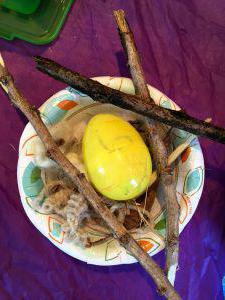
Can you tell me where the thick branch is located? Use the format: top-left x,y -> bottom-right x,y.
0,55 -> 180,299
114,9 -> 179,284
35,56 -> 225,144
145,123 -> 179,284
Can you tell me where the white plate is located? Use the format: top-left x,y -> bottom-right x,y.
17,77 -> 204,266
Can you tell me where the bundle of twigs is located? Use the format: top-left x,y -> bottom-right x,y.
2,8 -> 224,300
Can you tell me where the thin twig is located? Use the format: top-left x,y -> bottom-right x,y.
142,188 -> 149,227
144,121 -> 180,285
84,222 -> 111,235
87,235 -> 113,247
0,54 -> 180,299
114,9 -> 179,284
128,204 -> 152,221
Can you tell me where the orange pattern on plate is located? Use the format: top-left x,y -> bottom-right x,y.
21,134 -> 38,149
138,240 -> 154,252
57,100 -> 78,110
181,147 -> 191,163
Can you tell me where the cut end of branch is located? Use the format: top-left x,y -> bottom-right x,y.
34,56 -> 51,71
204,117 -> 212,123
34,56 -> 48,71
0,53 -> 5,68
33,56 -> 42,64
113,9 -> 130,33
167,263 -> 178,286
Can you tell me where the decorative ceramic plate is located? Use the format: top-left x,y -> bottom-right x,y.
17,77 -> 204,266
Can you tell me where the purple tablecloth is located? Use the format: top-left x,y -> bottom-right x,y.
0,1 -> 225,299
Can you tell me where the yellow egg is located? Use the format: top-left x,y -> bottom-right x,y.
82,114 -> 152,201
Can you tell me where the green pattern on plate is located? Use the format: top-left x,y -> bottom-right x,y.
30,166 -> 41,183
154,218 -> 166,231
105,240 -> 121,261
22,162 -> 43,198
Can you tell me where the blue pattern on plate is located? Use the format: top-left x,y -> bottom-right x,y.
42,93 -> 76,124
66,86 -> 88,97
160,98 -> 173,109
52,222 -> 62,238
184,167 -> 203,195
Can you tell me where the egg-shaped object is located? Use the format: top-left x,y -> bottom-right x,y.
82,114 -> 152,201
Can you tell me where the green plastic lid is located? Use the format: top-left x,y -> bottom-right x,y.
1,0 -> 41,15
0,0 -> 74,45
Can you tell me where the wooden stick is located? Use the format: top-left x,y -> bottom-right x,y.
35,56 -> 225,144
114,9 -> 179,284
144,122 -> 179,284
114,10 -> 150,100
149,134 -> 195,186
0,54 -> 180,299
143,121 -> 180,285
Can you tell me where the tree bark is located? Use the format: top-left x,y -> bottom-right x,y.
114,9 -> 179,284
35,55 -> 225,144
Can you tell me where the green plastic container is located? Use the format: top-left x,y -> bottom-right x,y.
0,0 -> 74,44
1,0 -> 41,15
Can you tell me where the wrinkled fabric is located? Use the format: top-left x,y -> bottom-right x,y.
0,1 -> 225,299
